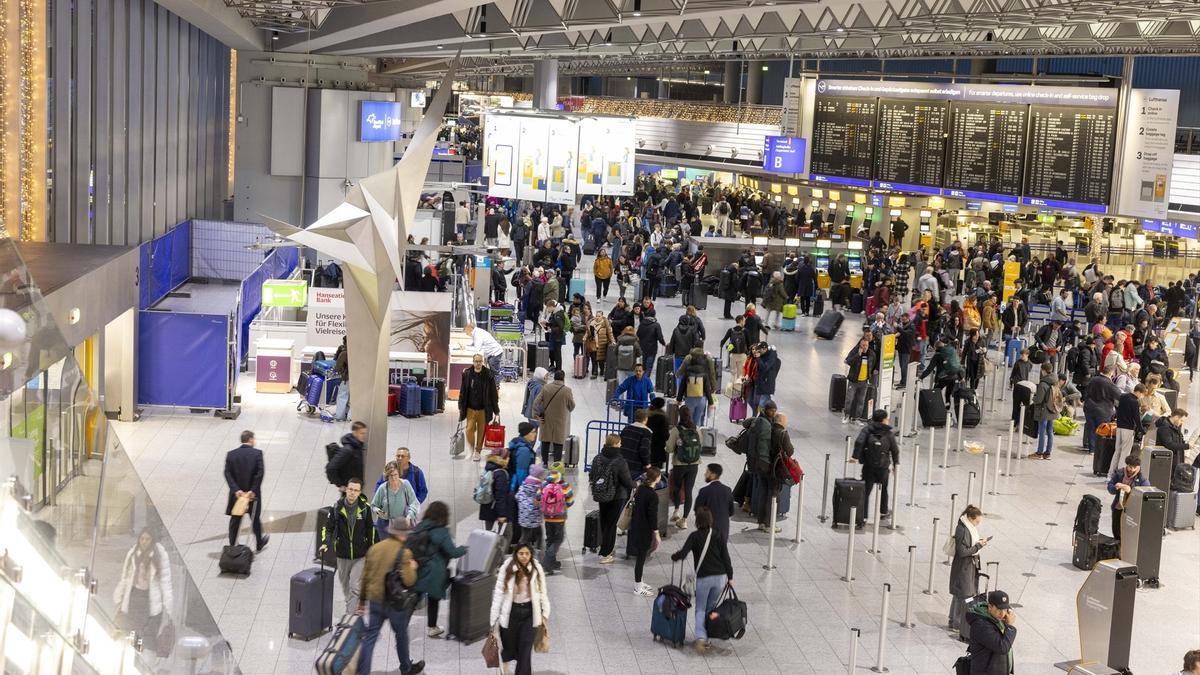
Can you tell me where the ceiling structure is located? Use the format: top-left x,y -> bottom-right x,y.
259,0 -> 1200,75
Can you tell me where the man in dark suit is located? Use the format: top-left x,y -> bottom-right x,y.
694,463 -> 734,541
225,430 -> 269,552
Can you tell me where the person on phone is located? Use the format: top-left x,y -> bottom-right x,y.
965,590 -> 1018,674
948,505 -> 989,632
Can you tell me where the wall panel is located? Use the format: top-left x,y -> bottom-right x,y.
140,0 -> 156,242
110,0 -> 127,245
125,0 -> 143,242
93,0 -> 112,244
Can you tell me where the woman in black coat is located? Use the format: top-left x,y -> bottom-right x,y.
796,258 -> 817,315
628,467 -> 662,597
962,330 -> 987,391
948,505 -> 989,631
609,298 -> 634,336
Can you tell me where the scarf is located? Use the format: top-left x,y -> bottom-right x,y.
960,515 -> 980,548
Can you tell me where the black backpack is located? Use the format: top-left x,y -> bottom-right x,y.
1172,464 -> 1197,493
729,328 -> 747,354
325,442 -> 341,462
589,455 -> 617,503
384,548 -> 421,611
1074,494 -> 1102,536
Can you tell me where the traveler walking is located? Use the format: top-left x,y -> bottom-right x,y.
533,370 -> 576,464
319,477 -> 379,614
326,421 -> 368,491
852,410 -> 900,516
515,465 -> 546,549
694,463 -> 733,541
628,467 -> 663,596
540,463 -> 574,574
719,315 -> 750,380
478,449 -> 517,531
374,446 -> 428,504
356,518 -> 424,675
667,406 -> 703,530
522,367 -> 549,422
669,506 -> 734,655
948,505 -> 990,631
460,354 -> 501,461
224,430 -> 269,551
412,501 -> 467,639
590,434 -> 636,564
370,462 -> 420,541
490,544 -> 552,675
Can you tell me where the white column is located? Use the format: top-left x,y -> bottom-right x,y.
533,58 -> 559,109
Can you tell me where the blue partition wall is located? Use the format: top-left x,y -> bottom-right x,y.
137,312 -> 229,408
138,221 -> 191,309
237,247 -> 300,361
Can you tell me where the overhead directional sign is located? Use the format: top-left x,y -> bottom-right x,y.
262,279 -> 308,307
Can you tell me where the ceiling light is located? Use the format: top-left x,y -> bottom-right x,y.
626,76 -> 631,80
761,65 -> 769,71
632,0 -> 641,16
437,45 -> 444,49
633,11 -> 641,16
837,27 -> 844,32
272,31 -> 279,40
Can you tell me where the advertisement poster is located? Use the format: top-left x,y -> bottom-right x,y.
392,291 -> 453,384
576,117 -> 605,196
358,101 -> 404,142
516,118 -> 550,202
877,334 -> 895,412
1116,89 -> 1179,219
484,114 -> 521,199
601,117 -> 636,196
544,118 -> 578,205
305,287 -> 346,347
1002,261 -> 1022,302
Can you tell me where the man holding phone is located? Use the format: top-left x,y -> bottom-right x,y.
964,590 -> 1018,674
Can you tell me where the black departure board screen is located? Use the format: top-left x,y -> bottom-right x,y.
945,102 -> 1028,198
810,96 -> 877,181
1025,105 -> 1116,206
874,99 -> 948,188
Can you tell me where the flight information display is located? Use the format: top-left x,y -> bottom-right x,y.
873,99 -> 949,188
1024,105 -> 1117,207
945,102 -> 1028,198
810,96 -> 877,181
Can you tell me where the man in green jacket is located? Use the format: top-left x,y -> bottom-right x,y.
320,478 -> 379,614
965,590 -> 1017,674
748,400 -> 779,532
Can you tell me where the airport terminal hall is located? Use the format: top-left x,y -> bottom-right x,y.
7,0 -> 1200,673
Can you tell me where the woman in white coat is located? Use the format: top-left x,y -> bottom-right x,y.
113,528 -> 174,637
490,543 -> 551,675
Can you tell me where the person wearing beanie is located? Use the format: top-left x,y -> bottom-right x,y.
539,464 -> 575,574
515,464 -> 546,549
509,423 -> 539,492
479,452 -> 515,531
522,367 -> 549,423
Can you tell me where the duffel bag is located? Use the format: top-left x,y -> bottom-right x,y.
704,583 -> 747,640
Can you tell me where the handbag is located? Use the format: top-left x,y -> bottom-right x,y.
534,621 -> 551,653
450,423 -> 466,457
942,535 -> 957,557
704,583 -> 748,640
484,423 -> 506,450
1096,421 -> 1117,438
616,496 -> 635,531
155,617 -> 176,657
482,627 -> 501,668
230,494 -> 251,517
681,529 -> 712,597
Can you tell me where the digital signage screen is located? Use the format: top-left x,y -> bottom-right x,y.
359,100 -> 404,142
762,136 -> 807,174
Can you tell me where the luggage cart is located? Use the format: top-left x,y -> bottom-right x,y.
295,371 -> 341,417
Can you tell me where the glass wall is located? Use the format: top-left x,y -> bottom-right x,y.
0,238 -> 236,674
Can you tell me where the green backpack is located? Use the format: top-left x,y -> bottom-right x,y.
675,428 -> 702,464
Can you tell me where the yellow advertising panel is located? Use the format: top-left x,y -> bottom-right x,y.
1003,261 -> 1022,302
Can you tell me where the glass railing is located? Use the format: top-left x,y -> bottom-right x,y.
0,236 -> 237,675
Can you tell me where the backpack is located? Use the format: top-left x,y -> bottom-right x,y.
473,469 -> 503,505
673,323 -> 698,351
1074,494 -> 1102,535
856,427 -> 891,470
1172,464 -> 1197,493
718,202 -> 730,215
1065,346 -> 1080,375
617,344 -> 637,371
729,328 -> 747,354
541,482 -> 567,519
1109,287 -> 1124,310
384,548 -> 420,611
675,428 -> 702,465
325,442 -> 341,462
589,455 -> 617,503
1047,384 -> 1064,415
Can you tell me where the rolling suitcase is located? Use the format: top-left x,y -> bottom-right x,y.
691,291 -> 708,310
781,317 -> 796,331
918,389 -> 948,427
1167,485 -> 1197,530
829,374 -> 847,413
782,304 -> 797,319
447,571 -> 495,643
583,509 -> 602,554
832,478 -> 866,528
812,291 -> 825,316
536,342 -> 550,372
420,386 -> 437,415
729,397 -> 748,423
960,400 -> 982,427
651,585 -> 689,647
289,566 -> 335,640
315,506 -> 338,569
400,381 -> 422,418
429,377 -> 446,411
700,427 -> 718,456
664,399 -> 679,427
563,435 -> 581,468
656,484 -> 671,538
656,355 -> 677,397
814,310 -> 844,339
606,378 -> 617,403
1092,435 -> 1116,476
464,523 -> 511,574
849,292 -> 864,314
573,354 -> 587,379
305,373 -> 326,407
1072,531 -> 1118,570
526,341 -> 539,375
387,390 -> 399,416
570,277 -> 586,299
314,614 -> 364,675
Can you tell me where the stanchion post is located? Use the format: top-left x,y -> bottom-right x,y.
872,583 -> 892,673
848,627 -> 861,674
990,434 -> 1002,494
979,454 -> 989,513
1005,414 -> 1015,476
932,426 -> 941,467
793,475 -> 805,544
842,506 -> 857,583
924,517 -> 940,595
818,453 -> 832,523
941,420 -> 951,470
955,398 -> 965,453
944,493 -> 958,565
901,546 -> 917,628
889,470 -> 900,531
844,435 -> 853,477
869,489 -> 882,555
966,472 -> 976,513
764,496 -> 778,571
1017,405 -> 1027,462
909,443 -> 920,502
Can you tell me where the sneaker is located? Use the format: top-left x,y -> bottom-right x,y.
403,661 -> 426,675
256,534 -> 271,553
694,640 -> 711,655
426,626 -> 444,639
634,583 -> 655,596
841,417 -> 850,424
1026,452 -> 1042,459
676,519 -> 688,531
1042,455 -> 1052,460
598,555 -> 615,564
472,452 -> 481,462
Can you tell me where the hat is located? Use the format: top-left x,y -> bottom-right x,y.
387,518 -> 412,536
518,421 -> 539,437
529,464 -> 547,479
987,591 -> 1010,610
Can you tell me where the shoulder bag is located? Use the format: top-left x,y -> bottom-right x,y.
681,529 -> 712,597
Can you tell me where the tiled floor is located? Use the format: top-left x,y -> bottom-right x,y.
115,276 -> 1200,674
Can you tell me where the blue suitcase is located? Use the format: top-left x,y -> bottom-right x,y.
312,359 -> 336,377
420,386 -> 437,415
399,381 -> 421,418
304,373 -> 325,407
1005,337 -> 1027,365
569,277 -> 586,300
781,316 -> 796,331
651,586 -> 689,647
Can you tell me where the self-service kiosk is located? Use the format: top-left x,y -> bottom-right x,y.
1121,486 -> 1166,587
1054,559 -> 1136,673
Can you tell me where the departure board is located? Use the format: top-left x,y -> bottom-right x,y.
945,102 -> 1028,197
1025,105 -> 1116,206
810,96 -> 877,181
873,99 -> 948,188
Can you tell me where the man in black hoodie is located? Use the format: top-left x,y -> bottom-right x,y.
326,421 -> 368,491
853,410 -> 900,516
620,408 -> 655,478
459,354 -> 501,461
591,434 -> 637,563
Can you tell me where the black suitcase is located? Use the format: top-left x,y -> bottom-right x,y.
656,355 -> 677,397
814,310 -> 844,339
829,374 -> 847,412
1072,531 -> 1118,570
428,377 -> 446,412
961,400 -> 982,427
832,478 -> 867,528
526,342 -> 539,375
849,291 -> 864,314
289,566 -> 335,639
1022,410 -> 1039,439
691,291 -> 708,311
583,509 -> 602,554
448,571 -> 495,643
315,507 -> 338,569
812,291 -> 825,316
219,544 -> 253,575
918,389 -> 948,427
1092,436 -> 1116,476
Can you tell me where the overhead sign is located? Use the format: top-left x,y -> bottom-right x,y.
814,79 -> 1118,108
762,136 -> 807,173
1116,89 -> 1179,220
358,100 -> 404,142
483,114 -> 521,199
1141,219 -> 1198,239
261,279 -> 307,308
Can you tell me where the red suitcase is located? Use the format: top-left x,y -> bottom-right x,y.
387,385 -> 402,415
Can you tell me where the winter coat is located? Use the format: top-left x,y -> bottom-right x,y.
743,312 -> 767,347
326,434 -> 366,489
753,348 -> 781,397
113,543 -> 173,617
459,366 -> 500,418
522,368 -> 549,421
320,495 -> 379,560
948,519 -> 983,597
1082,374 -> 1121,421
627,483 -> 660,555
609,306 -> 634,335
966,602 -> 1017,675
478,457 -> 516,525
636,319 -> 664,362
586,316 -> 615,356
516,475 -> 544,529
593,444 -> 637,504
507,437 -> 536,491
533,380 -> 575,445
1030,373 -> 1060,422
411,521 -> 466,600
763,279 -> 787,312
797,263 -> 817,298
490,560 -> 551,629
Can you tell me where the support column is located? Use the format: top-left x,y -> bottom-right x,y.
533,58 -> 558,109
968,58 -> 996,80
746,60 -> 764,105
723,60 -> 740,104
657,78 -> 668,99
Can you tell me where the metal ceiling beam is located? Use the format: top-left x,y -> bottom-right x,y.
277,0 -> 488,52
154,0 -> 265,50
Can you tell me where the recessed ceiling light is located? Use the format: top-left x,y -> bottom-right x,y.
437,45 -> 444,49
761,65 -> 769,71
632,11 -> 641,16
837,27 -> 845,32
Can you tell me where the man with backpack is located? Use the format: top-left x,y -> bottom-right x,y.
356,518 -> 424,675
320,478 -> 379,614
539,464 -> 575,575
669,316 -> 702,371
852,410 -> 900,517
720,315 -> 750,379
744,401 -> 779,532
676,348 -> 716,427
590,433 -> 636,564
326,421 -> 368,491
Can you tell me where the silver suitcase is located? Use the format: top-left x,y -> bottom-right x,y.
1167,490 -> 1197,530
463,523 -> 511,574
563,435 -> 581,468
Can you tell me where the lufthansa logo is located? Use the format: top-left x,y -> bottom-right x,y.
816,81 -> 828,94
